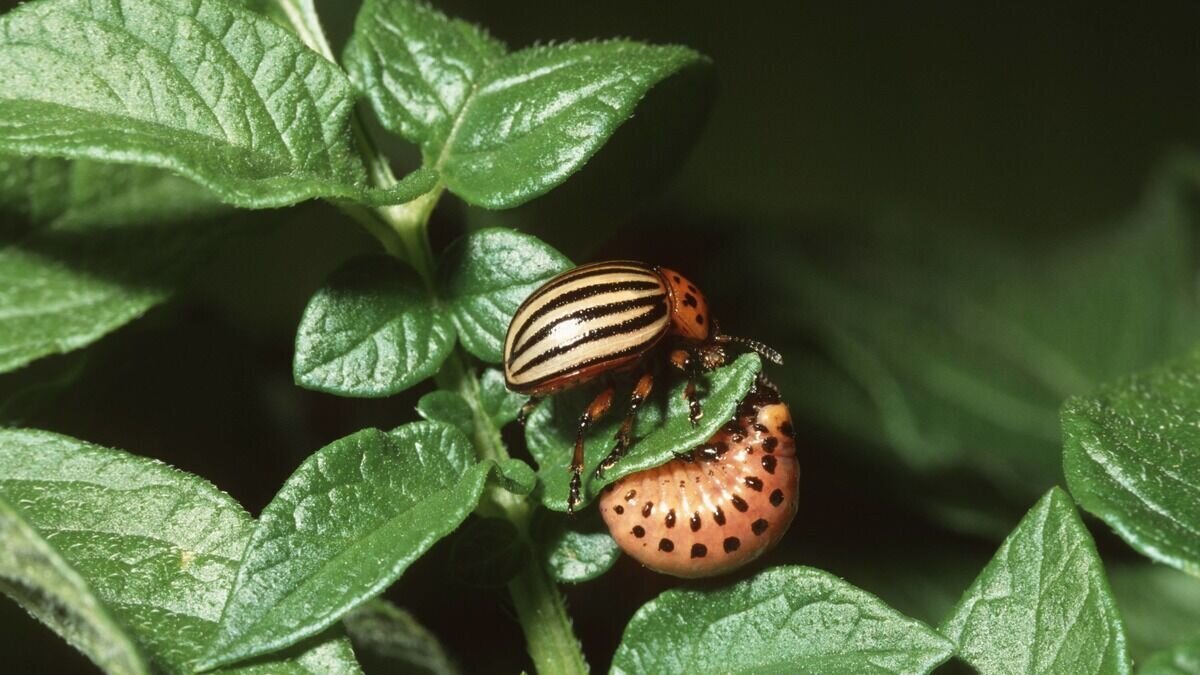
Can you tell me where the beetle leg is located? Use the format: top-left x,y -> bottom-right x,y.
670,347 -> 704,428
569,384 -> 615,514
684,378 -> 703,427
517,396 -> 543,426
596,371 -> 654,478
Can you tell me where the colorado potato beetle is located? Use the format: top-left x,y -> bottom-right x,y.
599,381 -> 799,578
503,260 -> 782,513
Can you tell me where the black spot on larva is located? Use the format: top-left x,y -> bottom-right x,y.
690,513 -> 702,531
682,293 -> 699,308
762,455 -> 777,474
780,421 -> 795,438
745,476 -> 763,491
752,518 -> 769,536
604,483 -> 615,493
763,436 -> 779,453
687,284 -> 698,293
724,536 -> 741,553
691,543 -> 707,558
625,489 -> 637,501
665,509 -> 676,528
731,495 -> 749,512
659,538 -> 674,552
614,505 -> 624,515
696,315 -> 705,325
753,423 -> 769,434
731,433 -> 744,443
642,502 -> 653,518
713,506 -> 726,525
673,275 -> 681,282
770,489 -> 785,507
680,480 -> 686,488
716,441 -> 729,456
632,526 -> 645,538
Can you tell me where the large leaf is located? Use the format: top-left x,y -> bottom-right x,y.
0,0 -> 434,208
527,353 -> 761,512
611,565 -> 953,674
200,423 -> 492,669
940,488 -> 1130,674
1063,347 -> 1200,576
294,255 -> 456,397
0,493 -> 149,675
436,228 -> 571,363
0,428 -> 361,674
345,0 -> 706,208
343,600 -> 459,675
774,157 -> 1200,521
0,157 -> 234,374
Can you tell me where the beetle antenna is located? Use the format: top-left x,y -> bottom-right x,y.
716,334 -> 783,365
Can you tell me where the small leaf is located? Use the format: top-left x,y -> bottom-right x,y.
345,0 -> 707,208
1063,347 -> 1200,576
0,157 -> 233,374
295,255 -> 455,397
437,228 -> 571,363
343,600 -> 459,675
416,390 -> 474,437
534,510 -> 620,584
611,565 -> 954,674
201,423 -> 491,669
0,0 -> 434,208
1143,642 -> 1200,675
527,353 -> 761,512
940,487 -> 1131,674
0,493 -> 149,675
491,458 -> 537,497
450,518 -> 528,589
0,428 -> 362,674
479,368 -> 526,428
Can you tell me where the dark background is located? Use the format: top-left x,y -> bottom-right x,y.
3,1 -> 1200,672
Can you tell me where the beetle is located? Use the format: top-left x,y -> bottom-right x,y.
503,260 -> 782,513
598,379 -> 799,578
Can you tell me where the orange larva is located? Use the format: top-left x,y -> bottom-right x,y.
598,386 -> 799,578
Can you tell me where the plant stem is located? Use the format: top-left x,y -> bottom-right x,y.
273,6 -> 588,667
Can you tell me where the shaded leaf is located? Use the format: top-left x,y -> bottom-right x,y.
491,458 -> 537,497
0,428 -> 362,674
478,368 -> 526,428
611,565 -> 953,674
0,493 -> 149,675
0,157 -> 233,374
345,0 -> 706,208
450,518 -> 528,588
940,488 -> 1130,674
294,255 -> 455,397
343,600 -> 459,675
201,423 -> 491,669
437,228 -> 571,363
1108,563 -> 1200,665
0,0 -> 434,208
416,390 -> 474,438
1143,642 -> 1200,675
527,353 -> 761,512
1063,347 -> 1200,576
534,510 -> 620,584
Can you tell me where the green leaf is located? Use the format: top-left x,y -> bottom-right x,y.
1063,347 -> 1200,576
1108,563 -> 1200,665
478,367 -> 526,428
774,157 -> 1200,521
527,353 -> 761,512
0,157 -> 234,374
491,458 -> 537,497
437,228 -> 571,363
416,390 -> 474,437
611,565 -> 954,674
1143,642 -> 1200,675
0,0 -> 435,208
345,0 -> 706,208
201,422 -> 491,670
343,600 -> 459,675
450,518 -> 528,588
0,492 -> 149,675
534,510 -> 620,584
940,487 -> 1131,674
294,255 -> 455,397
0,428 -> 362,674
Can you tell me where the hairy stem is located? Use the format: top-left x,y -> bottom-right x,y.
273,5 -> 588,670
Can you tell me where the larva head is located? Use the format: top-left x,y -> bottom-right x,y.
598,388 -> 800,578
657,266 -> 713,342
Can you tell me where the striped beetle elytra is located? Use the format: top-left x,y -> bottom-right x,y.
503,261 -> 782,513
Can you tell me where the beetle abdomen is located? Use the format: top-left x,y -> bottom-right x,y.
504,261 -> 670,394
